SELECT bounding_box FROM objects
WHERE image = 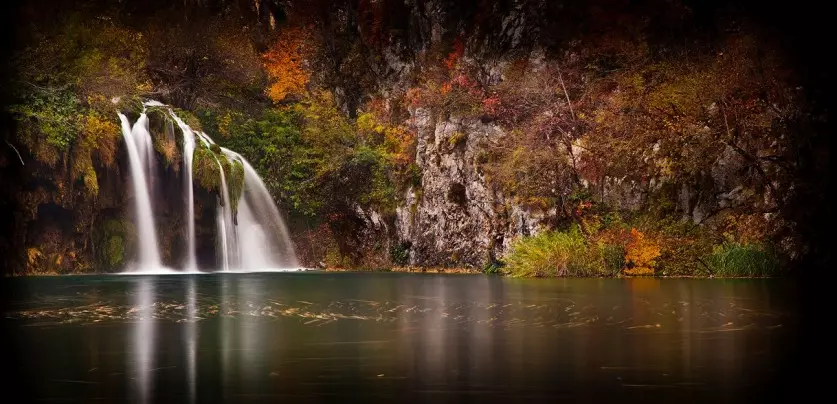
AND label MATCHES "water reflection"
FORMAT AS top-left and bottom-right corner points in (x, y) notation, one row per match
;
(131, 277), (154, 404)
(220, 274), (232, 399)
(6, 274), (795, 403)
(235, 275), (264, 395)
(185, 277), (197, 404)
